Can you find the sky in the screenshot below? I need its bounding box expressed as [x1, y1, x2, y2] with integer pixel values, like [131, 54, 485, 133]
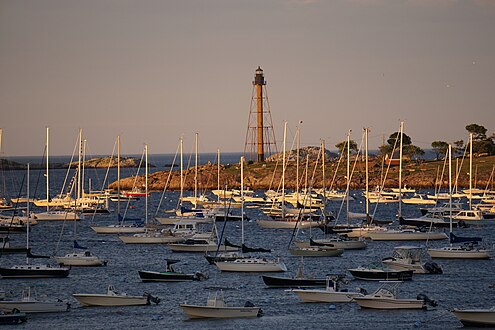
[1, 0, 494, 157]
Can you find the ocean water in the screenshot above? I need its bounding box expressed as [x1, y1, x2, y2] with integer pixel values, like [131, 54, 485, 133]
[0, 167, 493, 329]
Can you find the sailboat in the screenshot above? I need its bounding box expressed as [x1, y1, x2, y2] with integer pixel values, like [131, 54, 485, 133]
[427, 144, 491, 259]
[91, 136, 146, 234]
[215, 154, 286, 272]
[54, 130, 107, 267]
[0, 164, 70, 278]
[367, 122, 447, 241]
[33, 128, 80, 221]
[138, 259, 207, 282]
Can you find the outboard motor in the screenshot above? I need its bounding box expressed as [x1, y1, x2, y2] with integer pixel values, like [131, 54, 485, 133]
[417, 293, 437, 307]
[424, 262, 443, 274]
[145, 293, 161, 305]
[195, 271, 208, 281]
[244, 301, 255, 307]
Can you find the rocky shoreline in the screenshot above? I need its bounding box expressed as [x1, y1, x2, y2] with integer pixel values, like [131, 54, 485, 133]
[110, 155, 495, 192]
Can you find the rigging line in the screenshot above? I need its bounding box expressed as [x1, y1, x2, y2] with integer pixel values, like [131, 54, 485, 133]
[121, 147, 145, 222]
[32, 145, 46, 200]
[154, 142, 180, 217]
[0, 170, 26, 258]
[60, 134, 79, 197]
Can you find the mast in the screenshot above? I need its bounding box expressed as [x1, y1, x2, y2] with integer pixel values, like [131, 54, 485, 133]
[194, 132, 198, 206]
[364, 128, 369, 218]
[46, 127, 49, 211]
[296, 125, 300, 205]
[180, 138, 183, 208]
[398, 121, 404, 218]
[77, 129, 82, 201]
[321, 139, 326, 203]
[217, 148, 220, 203]
[469, 132, 473, 210]
[346, 130, 351, 222]
[26, 163, 30, 264]
[240, 156, 245, 244]
[282, 122, 287, 219]
[145, 144, 148, 225]
[82, 139, 87, 198]
[117, 135, 121, 216]
[449, 144, 453, 235]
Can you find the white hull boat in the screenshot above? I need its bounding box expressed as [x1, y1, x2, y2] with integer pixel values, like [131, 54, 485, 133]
[427, 245, 491, 259]
[180, 291, 261, 319]
[292, 276, 365, 303]
[0, 288, 69, 313]
[215, 257, 287, 272]
[369, 229, 448, 241]
[256, 219, 318, 229]
[453, 307, 495, 327]
[73, 285, 159, 307]
[91, 225, 146, 234]
[33, 211, 81, 221]
[354, 281, 435, 310]
[55, 251, 107, 266]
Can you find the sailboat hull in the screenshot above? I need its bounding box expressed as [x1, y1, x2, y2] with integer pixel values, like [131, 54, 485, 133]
[0, 301, 70, 313]
[91, 225, 146, 234]
[0, 265, 70, 278]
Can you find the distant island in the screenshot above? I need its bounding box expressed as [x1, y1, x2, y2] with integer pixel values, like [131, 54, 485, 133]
[0, 156, 153, 170]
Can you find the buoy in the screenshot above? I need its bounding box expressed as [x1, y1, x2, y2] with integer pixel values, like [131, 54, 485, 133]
[328, 304, 336, 310]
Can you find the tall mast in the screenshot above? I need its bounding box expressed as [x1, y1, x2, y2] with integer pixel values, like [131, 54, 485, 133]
[449, 144, 453, 235]
[180, 137, 183, 207]
[346, 130, 351, 222]
[296, 125, 300, 204]
[145, 144, 148, 225]
[282, 121, 287, 219]
[469, 132, 473, 210]
[398, 121, 404, 218]
[194, 132, 198, 206]
[26, 163, 30, 264]
[82, 139, 87, 197]
[364, 128, 369, 217]
[117, 135, 121, 216]
[321, 139, 326, 203]
[217, 148, 220, 203]
[46, 127, 49, 211]
[240, 156, 245, 244]
[77, 129, 82, 201]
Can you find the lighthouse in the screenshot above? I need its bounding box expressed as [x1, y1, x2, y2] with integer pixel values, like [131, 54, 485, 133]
[244, 67, 277, 162]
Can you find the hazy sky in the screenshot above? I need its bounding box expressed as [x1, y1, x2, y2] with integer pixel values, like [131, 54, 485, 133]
[1, 0, 494, 156]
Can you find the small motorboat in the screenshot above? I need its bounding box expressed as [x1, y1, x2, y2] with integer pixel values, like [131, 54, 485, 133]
[180, 290, 262, 319]
[73, 285, 160, 307]
[354, 281, 437, 310]
[453, 307, 495, 327]
[0, 309, 27, 325]
[291, 275, 366, 303]
[0, 287, 70, 313]
[138, 259, 207, 282]
[382, 245, 443, 274]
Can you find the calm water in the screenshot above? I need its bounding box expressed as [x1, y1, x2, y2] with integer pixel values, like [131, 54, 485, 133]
[0, 166, 493, 329]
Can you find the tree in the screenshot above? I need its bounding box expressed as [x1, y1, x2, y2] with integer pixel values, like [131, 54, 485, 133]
[465, 123, 495, 155]
[387, 132, 412, 147]
[380, 131, 424, 160]
[453, 140, 464, 156]
[431, 141, 449, 160]
[335, 140, 358, 155]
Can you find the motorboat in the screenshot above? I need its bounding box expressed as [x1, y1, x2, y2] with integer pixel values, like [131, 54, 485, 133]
[401, 194, 436, 205]
[73, 285, 160, 307]
[348, 264, 413, 281]
[354, 281, 437, 310]
[180, 290, 261, 319]
[138, 259, 207, 282]
[55, 250, 108, 267]
[382, 245, 442, 274]
[452, 307, 495, 327]
[291, 275, 366, 303]
[0, 287, 70, 313]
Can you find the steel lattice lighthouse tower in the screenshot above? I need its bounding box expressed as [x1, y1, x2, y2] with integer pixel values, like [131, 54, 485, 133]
[244, 66, 277, 162]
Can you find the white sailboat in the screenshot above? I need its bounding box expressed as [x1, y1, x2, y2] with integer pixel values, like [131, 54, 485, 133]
[91, 136, 146, 234]
[33, 128, 80, 221]
[215, 155, 286, 272]
[427, 145, 491, 259]
[55, 130, 107, 267]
